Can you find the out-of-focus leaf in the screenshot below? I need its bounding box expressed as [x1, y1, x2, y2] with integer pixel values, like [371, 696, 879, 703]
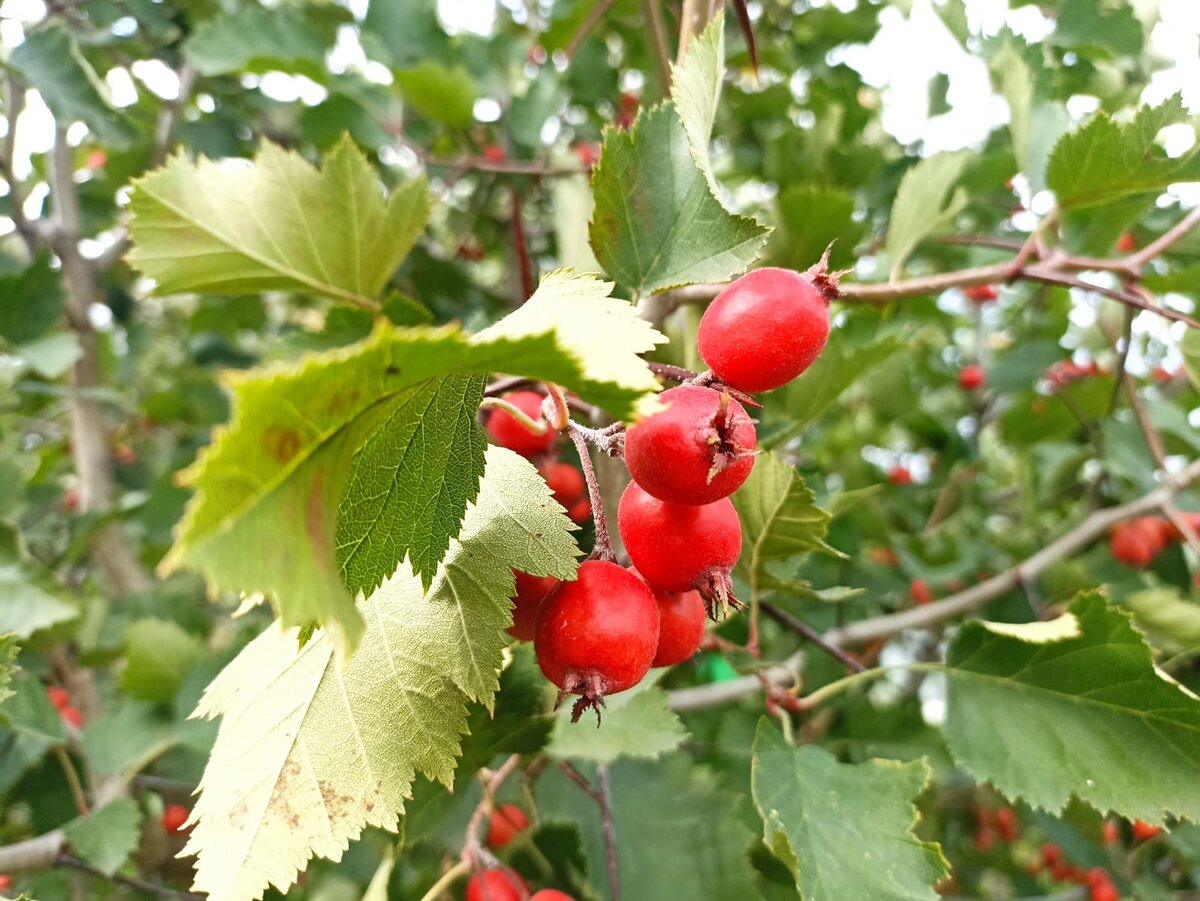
[62, 799, 142, 875]
[185, 7, 331, 77]
[547, 682, 686, 763]
[1125, 589, 1200, 652]
[394, 63, 477, 128]
[119, 618, 204, 703]
[0, 257, 63, 346]
[886, 152, 970, 279]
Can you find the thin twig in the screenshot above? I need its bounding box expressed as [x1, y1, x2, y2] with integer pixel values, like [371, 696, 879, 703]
[645, 361, 702, 382]
[559, 761, 603, 802]
[52, 745, 89, 816]
[510, 187, 535, 301]
[1125, 206, 1200, 272]
[569, 422, 615, 560]
[462, 754, 524, 862]
[668, 458, 1200, 711]
[759, 602, 865, 674]
[417, 859, 471, 901]
[1, 76, 41, 254]
[596, 764, 620, 901]
[565, 0, 619, 59]
[57, 854, 204, 900]
[642, 0, 673, 99]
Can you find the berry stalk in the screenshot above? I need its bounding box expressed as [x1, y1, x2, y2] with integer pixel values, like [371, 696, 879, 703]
[568, 422, 615, 561]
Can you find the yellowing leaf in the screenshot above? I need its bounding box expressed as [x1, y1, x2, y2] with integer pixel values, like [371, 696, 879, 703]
[184, 448, 578, 901]
[128, 137, 429, 307]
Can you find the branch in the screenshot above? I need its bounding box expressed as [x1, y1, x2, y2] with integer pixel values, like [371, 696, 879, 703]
[0, 76, 43, 255]
[677, 0, 718, 64]
[596, 763, 620, 901]
[0, 830, 65, 871]
[668, 458, 1200, 711]
[566, 0, 619, 60]
[1125, 206, 1200, 272]
[47, 127, 151, 595]
[569, 422, 616, 561]
[58, 855, 204, 900]
[759, 601, 865, 674]
[642, 0, 673, 99]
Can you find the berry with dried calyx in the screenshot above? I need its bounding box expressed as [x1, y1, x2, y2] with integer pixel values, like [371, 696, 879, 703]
[534, 560, 660, 722]
[624, 386, 757, 505]
[697, 257, 839, 393]
[485, 391, 555, 458]
[617, 482, 742, 619]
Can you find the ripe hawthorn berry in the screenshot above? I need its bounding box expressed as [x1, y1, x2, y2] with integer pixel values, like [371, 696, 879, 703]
[888, 466, 913, 486]
[624, 386, 757, 505]
[964, 284, 998, 303]
[910, 579, 933, 605]
[60, 705, 83, 729]
[465, 868, 527, 901]
[697, 261, 839, 393]
[617, 482, 742, 618]
[958, 364, 985, 391]
[482, 144, 506, 162]
[1131, 516, 1171, 554]
[486, 803, 529, 849]
[541, 462, 585, 507]
[1116, 232, 1136, 253]
[634, 575, 706, 667]
[1040, 843, 1061, 868]
[485, 391, 555, 458]
[46, 685, 70, 710]
[1110, 524, 1154, 567]
[1102, 819, 1120, 844]
[534, 560, 660, 721]
[530, 891, 577, 901]
[567, 497, 592, 523]
[0, 874, 10, 891]
[508, 571, 559, 641]
[1130, 819, 1161, 841]
[1090, 881, 1118, 901]
[161, 804, 189, 834]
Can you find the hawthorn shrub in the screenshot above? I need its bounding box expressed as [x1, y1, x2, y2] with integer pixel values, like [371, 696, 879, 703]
[1, 4, 1200, 901]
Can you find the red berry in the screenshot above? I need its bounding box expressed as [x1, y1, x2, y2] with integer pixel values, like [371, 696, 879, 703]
[1086, 868, 1110, 888]
[485, 391, 555, 457]
[465, 868, 527, 901]
[60, 705, 83, 729]
[625, 386, 757, 505]
[46, 686, 70, 710]
[994, 807, 1018, 841]
[698, 266, 835, 393]
[964, 284, 998, 302]
[958, 364, 985, 391]
[508, 571, 559, 642]
[486, 803, 529, 849]
[63, 488, 79, 511]
[974, 829, 994, 851]
[617, 482, 742, 617]
[1131, 516, 1171, 555]
[534, 561, 660, 721]
[1116, 232, 1136, 252]
[1130, 819, 1161, 841]
[910, 579, 933, 605]
[636, 576, 706, 667]
[1102, 819, 1120, 844]
[541, 462, 586, 506]
[1040, 843, 1061, 867]
[1151, 365, 1174, 383]
[483, 144, 506, 162]
[573, 142, 600, 170]
[888, 466, 913, 486]
[1049, 862, 1073, 882]
[1110, 524, 1154, 567]
[567, 497, 592, 523]
[1091, 880, 1119, 901]
[161, 804, 189, 833]
[530, 891, 576, 901]
[867, 547, 899, 567]
[84, 149, 107, 170]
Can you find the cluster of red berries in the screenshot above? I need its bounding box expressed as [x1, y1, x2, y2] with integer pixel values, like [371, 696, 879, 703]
[1031, 844, 1118, 901]
[463, 805, 575, 901]
[973, 804, 1019, 851]
[1045, 358, 1104, 390]
[46, 685, 83, 729]
[486, 264, 836, 720]
[1109, 514, 1199, 567]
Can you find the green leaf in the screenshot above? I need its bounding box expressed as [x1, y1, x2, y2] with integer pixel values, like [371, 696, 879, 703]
[0, 257, 63, 346]
[8, 25, 135, 147]
[11, 332, 83, 379]
[1183, 327, 1200, 391]
[361, 0, 448, 68]
[119, 618, 204, 703]
[769, 329, 906, 439]
[943, 592, 1200, 823]
[127, 138, 430, 307]
[1053, 0, 1144, 57]
[886, 151, 970, 280]
[731, 452, 834, 595]
[184, 7, 331, 77]
[1125, 588, 1200, 654]
[394, 63, 477, 128]
[0, 634, 17, 705]
[184, 449, 577, 901]
[768, 184, 865, 272]
[536, 757, 760, 900]
[0, 670, 66, 744]
[547, 682, 687, 763]
[337, 374, 487, 595]
[1047, 97, 1200, 210]
[670, 13, 725, 195]
[990, 41, 1072, 194]
[165, 271, 657, 650]
[62, 799, 142, 876]
[81, 699, 197, 778]
[752, 720, 948, 900]
[590, 104, 769, 296]
[0, 560, 77, 639]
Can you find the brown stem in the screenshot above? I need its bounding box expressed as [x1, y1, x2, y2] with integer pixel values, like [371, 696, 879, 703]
[596, 764, 620, 901]
[676, 0, 717, 64]
[1, 76, 41, 255]
[48, 127, 151, 596]
[461, 754, 523, 863]
[642, 0, 673, 98]
[58, 854, 204, 900]
[510, 188, 535, 301]
[566, 0, 619, 60]
[53, 745, 89, 816]
[569, 423, 615, 560]
[759, 602, 866, 674]
[1125, 206, 1200, 272]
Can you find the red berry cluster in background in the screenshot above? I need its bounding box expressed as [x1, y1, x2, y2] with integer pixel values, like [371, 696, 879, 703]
[161, 803, 190, 834]
[973, 804, 1019, 851]
[1109, 514, 1198, 567]
[1045, 358, 1103, 390]
[1029, 843, 1119, 901]
[465, 866, 576, 901]
[964, 284, 999, 303]
[46, 684, 83, 729]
